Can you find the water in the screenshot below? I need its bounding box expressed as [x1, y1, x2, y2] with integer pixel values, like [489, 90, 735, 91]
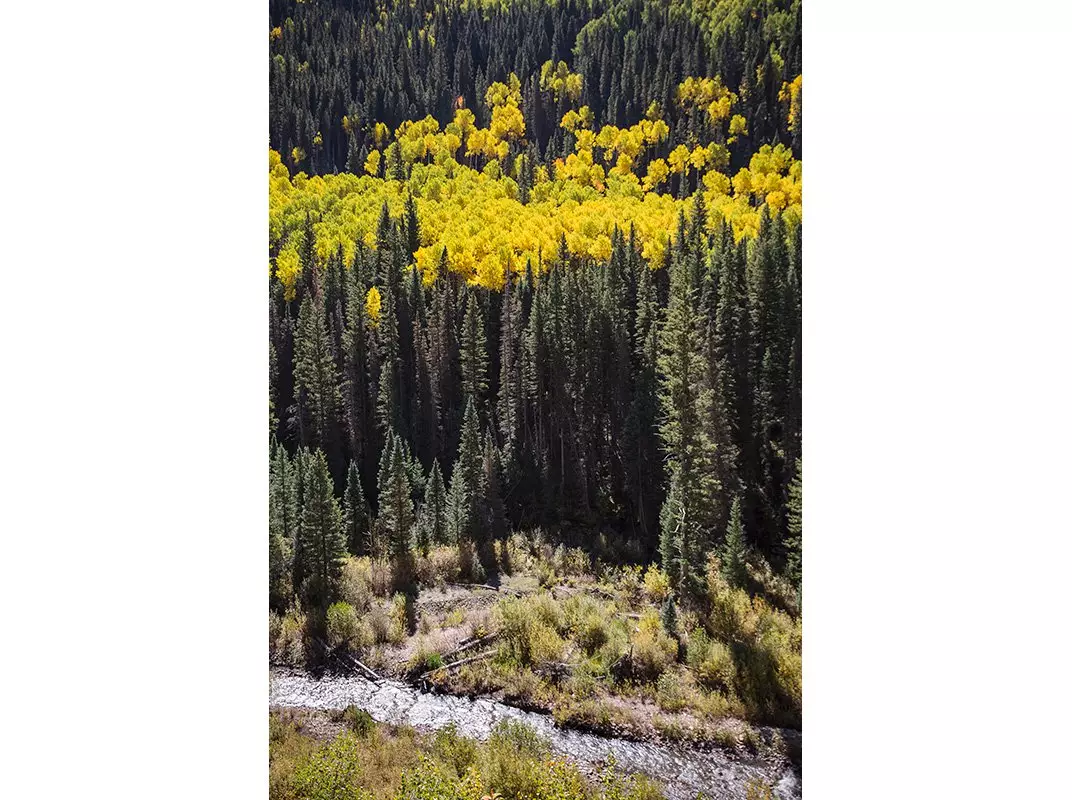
[269, 667, 801, 800]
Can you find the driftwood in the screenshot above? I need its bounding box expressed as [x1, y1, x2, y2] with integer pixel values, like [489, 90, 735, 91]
[420, 650, 494, 679]
[446, 582, 524, 596]
[314, 637, 382, 681]
[441, 632, 499, 660]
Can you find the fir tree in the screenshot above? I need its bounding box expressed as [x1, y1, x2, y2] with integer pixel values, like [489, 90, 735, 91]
[448, 397, 486, 575]
[342, 459, 372, 556]
[785, 458, 802, 592]
[297, 448, 346, 608]
[378, 433, 417, 591]
[722, 496, 749, 589]
[419, 459, 447, 551]
[658, 203, 721, 595]
[294, 294, 341, 455]
[460, 290, 489, 414]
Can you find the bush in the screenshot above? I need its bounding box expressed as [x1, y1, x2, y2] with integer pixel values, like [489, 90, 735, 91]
[369, 558, 393, 597]
[686, 630, 737, 694]
[339, 557, 374, 612]
[326, 602, 359, 648]
[655, 670, 689, 712]
[431, 724, 478, 778]
[368, 607, 392, 645]
[338, 705, 375, 737]
[497, 595, 565, 667]
[628, 611, 678, 683]
[388, 593, 411, 642]
[480, 720, 551, 799]
[643, 565, 671, 603]
[417, 545, 461, 586]
[290, 733, 371, 800]
[563, 594, 613, 655]
[274, 606, 308, 666]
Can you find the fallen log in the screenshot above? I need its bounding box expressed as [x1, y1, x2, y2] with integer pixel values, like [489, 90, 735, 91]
[441, 632, 499, 660]
[313, 637, 382, 681]
[420, 650, 494, 679]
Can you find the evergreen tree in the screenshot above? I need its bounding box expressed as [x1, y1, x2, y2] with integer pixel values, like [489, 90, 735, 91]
[342, 459, 372, 556]
[460, 290, 489, 414]
[294, 294, 342, 458]
[785, 458, 802, 592]
[419, 459, 447, 551]
[722, 496, 749, 589]
[658, 204, 721, 596]
[378, 433, 417, 591]
[448, 397, 486, 575]
[297, 448, 347, 608]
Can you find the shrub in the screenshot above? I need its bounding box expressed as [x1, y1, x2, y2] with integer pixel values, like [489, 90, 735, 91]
[388, 593, 411, 643]
[497, 595, 565, 667]
[563, 594, 613, 655]
[290, 733, 371, 800]
[655, 670, 689, 712]
[643, 565, 671, 603]
[627, 610, 678, 682]
[369, 558, 393, 597]
[417, 545, 462, 586]
[326, 602, 359, 648]
[339, 557, 374, 612]
[686, 630, 737, 694]
[480, 720, 551, 798]
[275, 606, 308, 666]
[368, 607, 392, 645]
[444, 608, 466, 628]
[338, 705, 375, 737]
[431, 724, 478, 778]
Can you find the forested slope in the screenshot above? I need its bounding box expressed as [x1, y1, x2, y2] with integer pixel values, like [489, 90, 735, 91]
[269, 0, 802, 687]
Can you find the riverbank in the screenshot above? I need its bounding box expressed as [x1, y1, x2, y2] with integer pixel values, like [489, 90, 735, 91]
[269, 667, 801, 800]
[270, 533, 802, 748]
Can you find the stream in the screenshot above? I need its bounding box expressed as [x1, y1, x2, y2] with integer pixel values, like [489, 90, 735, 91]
[269, 667, 801, 800]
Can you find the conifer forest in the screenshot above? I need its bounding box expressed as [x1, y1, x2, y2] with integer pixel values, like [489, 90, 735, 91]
[269, 2, 802, 797]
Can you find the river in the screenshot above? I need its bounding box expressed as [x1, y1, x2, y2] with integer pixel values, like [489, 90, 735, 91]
[269, 667, 801, 800]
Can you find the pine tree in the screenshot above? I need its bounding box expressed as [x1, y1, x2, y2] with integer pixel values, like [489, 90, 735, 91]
[497, 269, 523, 495]
[419, 459, 447, 551]
[658, 203, 721, 596]
[483, 435, 507, 544]
[342, 459, 372, 556]
[459, 290, 489, 414]
[660, 595, 679, 639]
[378, 433, 417, 591]
[294, 294, 341, 455]
[448, 397, 486, 575]
[785, 458, 802, 592]
[722, 496, 749, 589]
[297, 448, 346, 608]
[404, 193, 420, 260]
[269, 444, 297, 610]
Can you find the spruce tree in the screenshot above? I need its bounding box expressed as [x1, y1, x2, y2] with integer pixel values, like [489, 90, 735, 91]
[378, 433, 417, 591]
[459, 290, 489, 414]
[448, 397, 486, 575]
[722, 496, 749, 589]
[342, 459, 372, 556]
[785, 458, 802, 593]
[658, 202, 721, 596]
[297, 448, 346, 608]
[419, 459, 447, 551]
[294, 294, 342, 455]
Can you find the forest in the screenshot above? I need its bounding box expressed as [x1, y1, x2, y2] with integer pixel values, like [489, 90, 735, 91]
[269, 1, 801, 793]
